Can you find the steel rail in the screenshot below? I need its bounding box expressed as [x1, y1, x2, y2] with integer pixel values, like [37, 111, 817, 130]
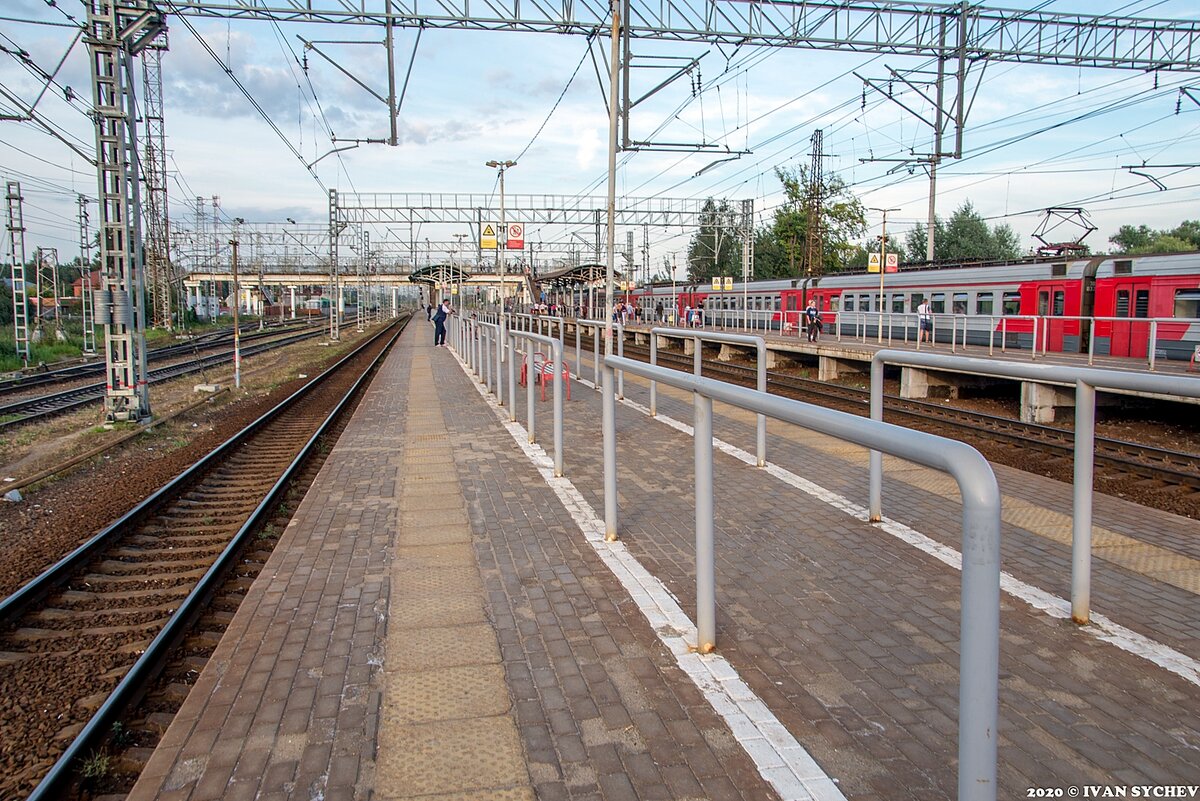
[615, 340, 1200, 490]
[11, 316, 408, 801]
[0, 329, 325, 430]
[0, 323, 306, 396]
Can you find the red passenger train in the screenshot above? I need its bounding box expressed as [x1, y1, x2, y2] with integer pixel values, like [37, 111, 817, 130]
[625, 252, 1200, 361]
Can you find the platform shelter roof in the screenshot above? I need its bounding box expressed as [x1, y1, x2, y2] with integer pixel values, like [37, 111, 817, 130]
[408, 263, 472, 285]
[539, 263, 624, 288]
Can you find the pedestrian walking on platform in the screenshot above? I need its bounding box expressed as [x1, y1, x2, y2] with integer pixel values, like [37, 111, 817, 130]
[433, 298, 454, 347]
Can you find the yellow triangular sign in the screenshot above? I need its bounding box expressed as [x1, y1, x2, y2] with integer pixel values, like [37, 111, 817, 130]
[483, 224, 496, 236]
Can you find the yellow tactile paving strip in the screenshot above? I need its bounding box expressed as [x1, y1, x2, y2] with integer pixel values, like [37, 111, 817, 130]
[643, 372, 1200, 597]
[374, 350, 534, 801]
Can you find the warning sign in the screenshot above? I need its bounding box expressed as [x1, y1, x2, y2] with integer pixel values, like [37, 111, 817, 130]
[506, 222, 524, 250]
[870, 252, 899, 273]
[722, 277, 734, 290]
[711, 278, 722, 291]
[481, 224, 497, 250]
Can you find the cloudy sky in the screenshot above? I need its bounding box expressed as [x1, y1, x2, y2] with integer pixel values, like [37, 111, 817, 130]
[3, 0, 1200, 276]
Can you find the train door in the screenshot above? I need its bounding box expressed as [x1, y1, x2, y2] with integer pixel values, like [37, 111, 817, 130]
[1036, 282, 1068, 351]
[1110, 279, 1152, 358]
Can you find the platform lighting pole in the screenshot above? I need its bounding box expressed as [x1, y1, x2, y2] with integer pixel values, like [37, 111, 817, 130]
[486, 160, 516, 309]
[603, 0, 620, 370]
[870, 207, 898, 344]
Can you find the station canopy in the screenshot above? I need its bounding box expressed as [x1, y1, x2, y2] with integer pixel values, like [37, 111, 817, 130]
[538, 263, 625, 289]
[408, 263, 472, 286]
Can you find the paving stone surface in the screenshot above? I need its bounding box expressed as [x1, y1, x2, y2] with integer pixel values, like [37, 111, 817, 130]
[127, 320, 1200, 801]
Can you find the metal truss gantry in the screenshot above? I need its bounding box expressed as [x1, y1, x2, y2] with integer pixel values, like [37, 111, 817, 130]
[82, 0, 1200, 416]
[159, 1, 1200, 71]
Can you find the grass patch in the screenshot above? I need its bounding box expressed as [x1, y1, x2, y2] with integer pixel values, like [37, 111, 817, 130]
[79, 750, 110, 780]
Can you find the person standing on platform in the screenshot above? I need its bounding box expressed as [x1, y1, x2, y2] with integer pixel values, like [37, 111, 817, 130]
[805, 300, 821, 342]
[433, 298, 454, 347]
[917, 297, 933, 344]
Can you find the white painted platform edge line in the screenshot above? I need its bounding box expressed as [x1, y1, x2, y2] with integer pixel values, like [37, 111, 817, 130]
[452, 353, 846, 801]
[587, 377, 1200, 689]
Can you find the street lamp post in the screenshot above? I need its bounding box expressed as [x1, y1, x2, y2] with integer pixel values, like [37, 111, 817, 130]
[486, 159, 516, 310]
[869, 207, 899, 344]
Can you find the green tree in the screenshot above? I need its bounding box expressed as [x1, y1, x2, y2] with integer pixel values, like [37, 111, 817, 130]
[769, 166, 866, 275]
[1109, 224, 1154, 253]
[905, 201, 1021, 262]
[686, 199, 742, 283]
[1109, 221, 1200, 254]
[752, 226, 790, 278]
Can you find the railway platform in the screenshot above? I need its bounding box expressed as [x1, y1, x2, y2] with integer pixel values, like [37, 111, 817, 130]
[126, 317, 1200, 801]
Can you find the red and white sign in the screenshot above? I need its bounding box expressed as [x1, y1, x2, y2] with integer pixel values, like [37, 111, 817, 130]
[506, 222, 524, 250]
[885, 252, 899, 273]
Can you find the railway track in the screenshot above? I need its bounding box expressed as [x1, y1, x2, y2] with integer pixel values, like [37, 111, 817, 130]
[0, 316, 407, 800]
[607, 338, 1200, 496]
[0, 327, 325, 432]
[0, 322, 306, 398]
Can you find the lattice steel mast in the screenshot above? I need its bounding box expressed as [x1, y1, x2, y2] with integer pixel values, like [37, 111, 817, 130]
[87, 0, 162, 421]
[804, 129, 825, 276]
[6, 181, 30, 364]
[78, 195, 97, 354]
[142, 40, 175, 330]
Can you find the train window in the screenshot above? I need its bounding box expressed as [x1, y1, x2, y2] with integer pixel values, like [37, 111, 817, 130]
[1116, 289, 1130, 317]
[829, 296, 840, 312]
[787, 296, 798, 311]
[911, 292, 925, 309]
[844, 295, 855, 312]
[774, 297, 781, 311]
[953, 293, 968, 314]
[1114, 260, 1133, 275]
[1002, 292, 1020, 314]
[1051, 263, 1067, 277]
[931, 293, 945, 314]
[976, 293, 994, 315]
[1134, 289, 1149, 318]
[1038, 291, 1049, 316]
[1052, 290, 1065, 316]
[891, 293, 905, 313]
[859, 293, 873, 311]
[1174, 289, 1200, 318]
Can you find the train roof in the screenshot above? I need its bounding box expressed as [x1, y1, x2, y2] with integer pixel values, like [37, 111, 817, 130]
[638, 251, 1200, 294]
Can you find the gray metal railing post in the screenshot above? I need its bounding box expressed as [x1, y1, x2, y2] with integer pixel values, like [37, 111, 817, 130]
[575, 324, 582, 381]
[694, 391, 716, 652]
[869, 362, 884, 523]
[1072, 380, 1095, 624]
[495, 323, 504, 404]
[505, 329, 566, 475]
[870, 349, 1200, 625]
[650, 334, 658, 416]
[604, 354, 1000, 800]
[602, 362, 618, 541]
[651, 327, 767, 467]
[507, 336, 517, 420]
[1149, 320, 1158, 370]
[526, 338, 536, 443]
[552, 338, 564, 476]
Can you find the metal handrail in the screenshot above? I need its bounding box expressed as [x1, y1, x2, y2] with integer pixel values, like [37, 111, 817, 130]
[574, 318, 624, 396]
[602, 353, 1000, 801]
[505, 329, 565, 477]
[868, 349, 1200, 625]
[648, 326, 767, 467]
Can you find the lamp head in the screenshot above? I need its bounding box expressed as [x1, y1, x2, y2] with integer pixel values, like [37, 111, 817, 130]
[485, 160, 500, 168]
